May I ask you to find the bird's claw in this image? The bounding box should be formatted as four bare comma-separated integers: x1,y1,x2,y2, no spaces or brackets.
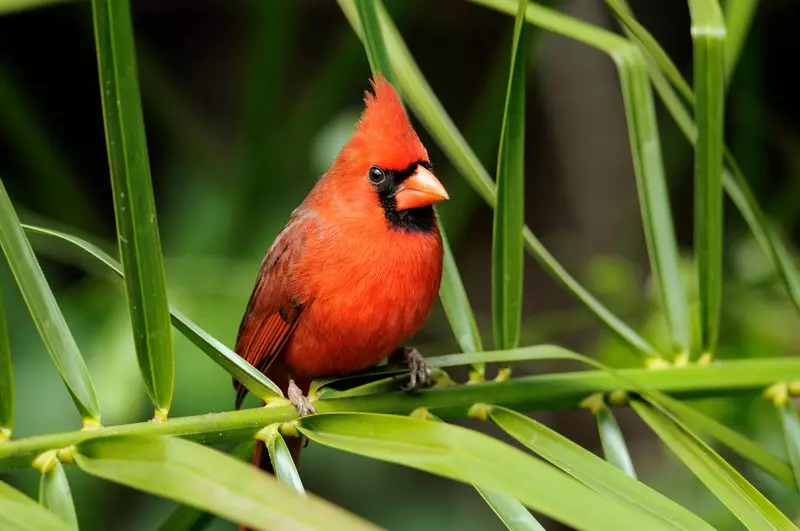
287,379,316,416
393,347,432,392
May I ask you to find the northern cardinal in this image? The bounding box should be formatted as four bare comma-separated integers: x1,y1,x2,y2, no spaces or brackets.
234,76,448,477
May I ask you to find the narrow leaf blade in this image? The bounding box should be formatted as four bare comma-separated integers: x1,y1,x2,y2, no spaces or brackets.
493,0,528,351
489,406,712,530
39,460,79,529
354,0,394,85
778,400,800,492
263,425,305,495
688,0,726,356
0,182,100,423
0,480,72,531
596,406,637,479
74,436,379,531
23,224,282,399
476,487,546,531
0,285,12,441
91,0,174,417
298,412,682,531
632,401,798,530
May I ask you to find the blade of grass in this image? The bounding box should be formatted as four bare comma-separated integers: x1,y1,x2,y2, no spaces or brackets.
298,412,678,530
606,0,800,315
337,0,661,361
688,0,726,358
75,436,379,531
350,0,486,375
778,400,800,492
487,406,711,530
0,480,72,531
91,0,174,419
0,0,73,15
0,286,12,442
594,401,637,479
493,0,528,353
723,0,758,80
38,460,78,529
477,488,546,531
257,424,305,495
22,224,282,399
632,401,798,530
158,440,255,531
0,182,100,424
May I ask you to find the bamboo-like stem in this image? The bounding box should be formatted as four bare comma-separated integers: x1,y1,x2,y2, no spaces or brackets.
1,358,798,471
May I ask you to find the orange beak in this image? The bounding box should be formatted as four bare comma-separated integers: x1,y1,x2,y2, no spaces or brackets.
394,166,449,211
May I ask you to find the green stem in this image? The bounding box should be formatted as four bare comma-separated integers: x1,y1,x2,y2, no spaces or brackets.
2,358,797,471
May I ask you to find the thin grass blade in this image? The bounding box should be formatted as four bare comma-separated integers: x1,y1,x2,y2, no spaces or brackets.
607,0,800,315
259,425,305,495
439,229,485,374
689,0,726,357
74,436,379,531
0,182,100,424
477,488,546,531
492,0,528,352
723,0,758,80
22,224,282,399
595,405,637,479
488,406,711,530
91,0,174,419
0,286,12,442
299,412,685,531
354,0,395,86
158,441,255,531
0,480,72,531
337,0,660,361
777,398,800,492
632,401,798,530
39,460,78,529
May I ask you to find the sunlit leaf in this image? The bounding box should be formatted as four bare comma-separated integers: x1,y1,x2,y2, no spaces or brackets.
74,436,379,531
0,480,72,531
260,425,305,495
477,488,546,531
596,406,637,479
0,183,100,424
39,460,78,529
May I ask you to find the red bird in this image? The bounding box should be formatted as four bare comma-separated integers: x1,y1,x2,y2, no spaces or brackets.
234,76,448,470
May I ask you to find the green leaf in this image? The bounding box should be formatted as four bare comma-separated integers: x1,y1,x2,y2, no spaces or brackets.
74,436,379,531
438,228,484,373
91,0,174,418
655,394,795,487
777,400,800,492
0,182,100,423
158,441,255,531
471,0,689,362
337,0,660,361
492,0,528,352
260,425,305,495
0,480,72,531
0,0,73,15
607,0,800,316
23,224,282,399
0,285,12,442
39,460,78,529
596,406,637,479
476,488,546,531
353,0,395,86
488,406,711,530
723,0,758,79
632,401,798,530
688,0,726,357
298,412,683,530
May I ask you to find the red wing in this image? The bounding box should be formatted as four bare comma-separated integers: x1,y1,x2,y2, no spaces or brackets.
234,213,312,408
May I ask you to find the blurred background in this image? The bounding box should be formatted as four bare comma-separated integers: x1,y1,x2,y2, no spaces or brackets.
2,0,800,529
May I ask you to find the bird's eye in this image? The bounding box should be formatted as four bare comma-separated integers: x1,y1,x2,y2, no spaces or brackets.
368,166,386,185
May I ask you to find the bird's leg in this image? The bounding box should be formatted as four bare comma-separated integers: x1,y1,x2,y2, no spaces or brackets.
287,378,316,416
390,346,432,392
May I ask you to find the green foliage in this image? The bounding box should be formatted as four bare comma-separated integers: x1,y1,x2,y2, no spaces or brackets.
0,0,798,529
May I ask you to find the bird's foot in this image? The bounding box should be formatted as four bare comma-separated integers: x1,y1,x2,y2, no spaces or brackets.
287,378,316,416
391,346,432,392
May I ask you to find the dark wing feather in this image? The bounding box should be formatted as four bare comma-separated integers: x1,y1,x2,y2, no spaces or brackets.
234,212,312,408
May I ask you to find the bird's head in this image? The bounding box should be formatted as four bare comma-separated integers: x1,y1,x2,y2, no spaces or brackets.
325,75,449,232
